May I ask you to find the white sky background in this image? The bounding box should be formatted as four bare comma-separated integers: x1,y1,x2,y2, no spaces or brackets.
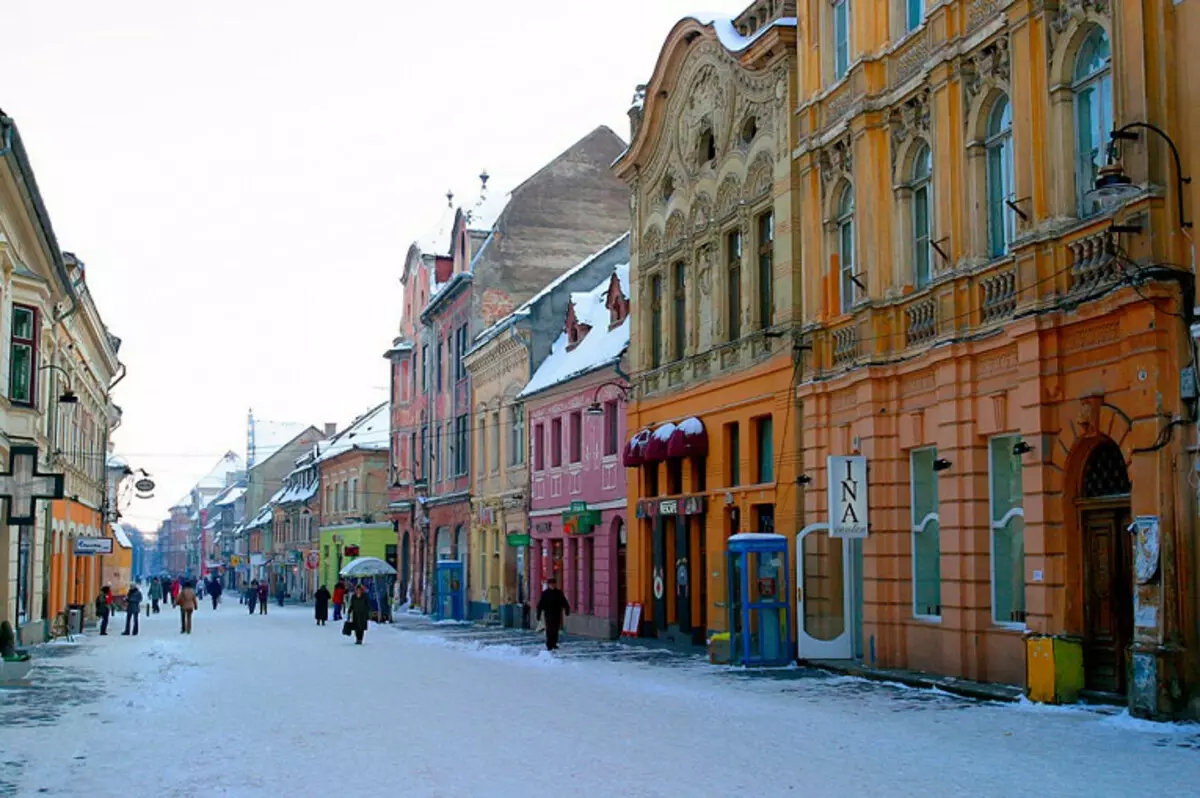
0,0,731,531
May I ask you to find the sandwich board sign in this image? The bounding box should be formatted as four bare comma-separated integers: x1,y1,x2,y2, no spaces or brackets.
828,455,868,538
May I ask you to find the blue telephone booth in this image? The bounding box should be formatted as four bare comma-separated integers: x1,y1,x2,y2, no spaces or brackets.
726,533,792,667
433,560,465,621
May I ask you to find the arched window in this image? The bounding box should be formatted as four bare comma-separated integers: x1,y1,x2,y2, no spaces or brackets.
1073,27,1113,217
837,184,857,312
986,95,1015,257
911,144,933,288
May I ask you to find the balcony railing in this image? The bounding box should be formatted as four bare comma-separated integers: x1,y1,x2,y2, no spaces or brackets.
1066,228,1121,294
979,267,1017,324
905,296,938,347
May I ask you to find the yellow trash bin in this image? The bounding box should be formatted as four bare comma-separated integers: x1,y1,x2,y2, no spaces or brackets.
1027,635,1084,704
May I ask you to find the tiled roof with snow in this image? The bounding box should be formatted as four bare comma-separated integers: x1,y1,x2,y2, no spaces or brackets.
213,485,245,507
416,204,456,256
197,452,244,491
316,402,391,464
251,421,313,467
465,191,510,232
690,14,798,53
519,264,630,398
279,480,318,505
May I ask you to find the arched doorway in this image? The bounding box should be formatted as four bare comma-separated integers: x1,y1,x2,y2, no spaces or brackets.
1077,439,1133,696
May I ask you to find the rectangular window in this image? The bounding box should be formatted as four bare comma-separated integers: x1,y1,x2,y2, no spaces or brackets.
435,425,442,480
728,422,741,487
644,464,659,497
457,325,469,380
420,425,428,479
989,436,1026,625
906,0,923,32
692,456,707,492
755,416,773,483
478,419,487,481
534,423,545,471
569,411,582,463
421,345,429,393
10,305,37,405
350,477,358,510
491,411,500,473
456,414,470,475
757,212,774,330
672,261,686,361
510,405,525,465
409,432,417,478
551,418,563,468
911,448,942,618
667,459,683,495
436,340,444,392
603,401,619,456
833,0,850,79
650,274,664,369
727,231,742,341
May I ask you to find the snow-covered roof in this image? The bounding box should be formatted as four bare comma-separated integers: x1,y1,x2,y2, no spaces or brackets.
727,532,787,542
251,421,313,467
106,454,129,470
316,402,391,465
416,204,456,256
213,485,245,507
279,480,318,505
112,524,133,549
468,233,631,356
465,190,510,233
246,489,284,529
197,452,243,491
519,263,630,399
690,14,798,54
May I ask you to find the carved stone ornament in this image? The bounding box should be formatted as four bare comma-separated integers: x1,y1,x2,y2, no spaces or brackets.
690,194,713,231
818,135,854,198
1048,0,1111,54
677,64,729,177
698,245,714,295
962,36,1011,111
889,89,931,180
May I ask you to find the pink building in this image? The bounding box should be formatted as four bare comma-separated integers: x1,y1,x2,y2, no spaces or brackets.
523,260,631,639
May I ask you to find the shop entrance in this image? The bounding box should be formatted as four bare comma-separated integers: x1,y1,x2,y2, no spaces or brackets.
1077,440,1133,696
795,522,854,660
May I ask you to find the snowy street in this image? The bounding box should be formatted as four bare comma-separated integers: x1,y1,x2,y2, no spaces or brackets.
2,606,1199,798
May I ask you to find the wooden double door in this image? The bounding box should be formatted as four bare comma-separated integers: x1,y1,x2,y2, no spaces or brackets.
1081,505,1133,696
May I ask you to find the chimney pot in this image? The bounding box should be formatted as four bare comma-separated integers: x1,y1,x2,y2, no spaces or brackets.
324,422,337,437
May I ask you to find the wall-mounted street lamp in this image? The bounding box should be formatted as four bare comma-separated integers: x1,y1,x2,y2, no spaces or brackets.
585,381,632,416
1013,440,1034,457
932,458,953,472
1089,121,1192,229
38,363,78,416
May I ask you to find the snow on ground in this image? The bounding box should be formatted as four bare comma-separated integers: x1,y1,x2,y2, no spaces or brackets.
2,605,1198,797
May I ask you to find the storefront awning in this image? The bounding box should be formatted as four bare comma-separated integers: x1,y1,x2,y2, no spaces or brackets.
644,422,676,462
623,428,651,467
666,417,708,458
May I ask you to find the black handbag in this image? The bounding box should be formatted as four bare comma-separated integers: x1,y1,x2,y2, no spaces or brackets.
342,620,353,636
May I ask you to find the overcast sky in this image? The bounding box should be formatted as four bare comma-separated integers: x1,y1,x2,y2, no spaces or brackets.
1,0,728,530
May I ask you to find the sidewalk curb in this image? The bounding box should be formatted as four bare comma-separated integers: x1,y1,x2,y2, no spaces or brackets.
807,659,1024,703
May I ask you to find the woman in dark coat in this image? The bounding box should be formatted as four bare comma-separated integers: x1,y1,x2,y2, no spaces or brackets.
314,585,331,626
348,584,371,645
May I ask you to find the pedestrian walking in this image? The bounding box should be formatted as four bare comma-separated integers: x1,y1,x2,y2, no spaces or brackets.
177,580,198,634
332,581,346,622
149,578,161,613
170,578,181,607
257,581,269,615
314,585,331,626
196,580,205,600
275,580,286,608
536,577,571,652
347,584,370,645
209,577,223,610
247,580,259,615
95,586,113,635
122,584,143,636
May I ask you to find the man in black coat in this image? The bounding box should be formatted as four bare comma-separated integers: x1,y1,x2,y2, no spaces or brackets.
208,577,223,610
536,577,570,651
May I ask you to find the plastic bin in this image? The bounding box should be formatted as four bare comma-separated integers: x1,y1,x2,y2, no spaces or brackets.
67,605,84,635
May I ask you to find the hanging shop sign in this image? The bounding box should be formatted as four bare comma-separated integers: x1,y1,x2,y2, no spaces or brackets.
305,550,320,570
506,533,531,547
0,445,65,526
562,502,601,536
75,537,114,555
343,545,360,557
134,477,156,495
827,455,869,538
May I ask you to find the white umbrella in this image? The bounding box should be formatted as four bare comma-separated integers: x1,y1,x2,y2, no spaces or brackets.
339,556,396,577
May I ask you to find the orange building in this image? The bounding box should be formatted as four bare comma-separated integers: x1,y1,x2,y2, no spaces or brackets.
614,7,801,645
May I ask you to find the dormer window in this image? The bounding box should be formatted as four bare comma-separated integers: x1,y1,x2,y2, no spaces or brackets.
568,325,580,346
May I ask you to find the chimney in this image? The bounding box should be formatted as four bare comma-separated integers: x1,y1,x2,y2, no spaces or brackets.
324,422,337,437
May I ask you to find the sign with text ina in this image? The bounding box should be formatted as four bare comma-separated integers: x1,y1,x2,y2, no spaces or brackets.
828,455,868,538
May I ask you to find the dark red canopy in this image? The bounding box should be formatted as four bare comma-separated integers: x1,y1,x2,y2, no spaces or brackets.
666,417,708,458
643,423,676,462
623,428,651,467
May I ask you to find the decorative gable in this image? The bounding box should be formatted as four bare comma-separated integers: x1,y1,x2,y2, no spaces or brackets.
565,302,592,352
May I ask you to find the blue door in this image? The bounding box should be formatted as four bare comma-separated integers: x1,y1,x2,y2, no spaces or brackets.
434,560,465,621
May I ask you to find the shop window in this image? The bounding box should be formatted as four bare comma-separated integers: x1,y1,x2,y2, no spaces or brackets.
989,436,1026,625
583,537,595,614
753,504,775,535
1073,27,1113,217
551,418,563,468
569,411,582,463
757,212,774,330
603,401,619,456
755,416,773,484
910,448,941,618
727,422,741,487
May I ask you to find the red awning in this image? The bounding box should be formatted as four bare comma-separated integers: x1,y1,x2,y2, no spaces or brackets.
644,423,677,462
666,417,708,458
623,428,651,467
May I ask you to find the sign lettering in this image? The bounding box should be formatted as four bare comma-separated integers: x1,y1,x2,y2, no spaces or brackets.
828,455,869,538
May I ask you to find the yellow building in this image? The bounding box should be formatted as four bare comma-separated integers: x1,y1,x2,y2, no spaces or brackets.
784,0,1197,717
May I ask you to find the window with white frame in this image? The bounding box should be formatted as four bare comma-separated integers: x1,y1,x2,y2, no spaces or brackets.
905,0,923,32
509,405,525,466
1073,27,1113,217
490,410,500,473
910,448,941,618
9,305,37,406
911,143,933,288
989,435,1026,625
837,184,857,313
986,95,1015,257
833,0,851,79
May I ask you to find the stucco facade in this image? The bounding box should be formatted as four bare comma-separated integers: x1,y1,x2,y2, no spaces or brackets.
614,8,801,646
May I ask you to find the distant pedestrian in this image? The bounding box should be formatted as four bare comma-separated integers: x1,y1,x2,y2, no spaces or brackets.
95,586,113,636
536,577,570,652
275,580,286,608
209,577,223,610
148,578,163,614
170,578,181,607
348,584,370,645
257,581,269,615
332,581,346,622
196,580,205,600
177,580,198,634
314,585,331,626
123,584,143,636
247,580,259,615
